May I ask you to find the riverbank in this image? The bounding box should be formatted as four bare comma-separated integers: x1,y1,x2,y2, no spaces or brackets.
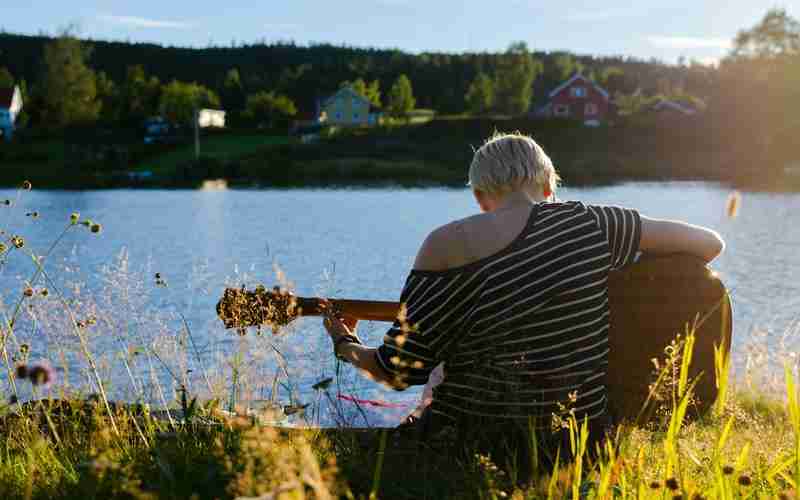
2,118,797,191
0,384,796,499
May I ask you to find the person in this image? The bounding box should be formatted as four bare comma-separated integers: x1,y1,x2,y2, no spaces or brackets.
322,131,724,469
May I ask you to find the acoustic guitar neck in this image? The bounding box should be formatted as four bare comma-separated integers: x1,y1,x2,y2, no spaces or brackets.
294,297,401,323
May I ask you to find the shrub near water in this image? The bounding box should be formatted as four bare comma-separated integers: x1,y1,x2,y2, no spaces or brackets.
2,181,800,498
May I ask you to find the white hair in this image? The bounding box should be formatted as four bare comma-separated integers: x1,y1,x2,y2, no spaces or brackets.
468,132,560,196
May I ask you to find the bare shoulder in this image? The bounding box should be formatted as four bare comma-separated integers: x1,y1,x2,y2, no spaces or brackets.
413,216,481,271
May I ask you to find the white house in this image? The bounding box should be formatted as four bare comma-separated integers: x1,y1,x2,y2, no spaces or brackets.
0,86,23,141
197,108,226,128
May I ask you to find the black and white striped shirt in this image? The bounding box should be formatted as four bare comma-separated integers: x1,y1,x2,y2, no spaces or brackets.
376,201,641,427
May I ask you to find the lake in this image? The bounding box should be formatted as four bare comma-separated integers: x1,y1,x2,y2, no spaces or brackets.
1,182,798,426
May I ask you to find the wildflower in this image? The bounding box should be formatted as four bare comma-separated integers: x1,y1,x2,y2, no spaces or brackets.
672,496,683,500
23,287,34,298
20,344,28,354
737,475,752,486
27,364,54,386
691,494,706,500
722,465,734,475
25,211,39,219
40,288,48,297
726,191,741,218
0,243,6,254
665,477,679,491
70,212,80,224
90,223,102,234
649,481,662,490
21,180,32,191
11,236,24,249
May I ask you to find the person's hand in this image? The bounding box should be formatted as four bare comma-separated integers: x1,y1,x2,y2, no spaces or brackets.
321,300,361,358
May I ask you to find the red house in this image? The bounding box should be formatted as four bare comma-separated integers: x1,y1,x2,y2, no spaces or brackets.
541,73,610,126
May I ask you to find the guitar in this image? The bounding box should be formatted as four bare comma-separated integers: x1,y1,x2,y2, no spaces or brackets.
216,255,732,420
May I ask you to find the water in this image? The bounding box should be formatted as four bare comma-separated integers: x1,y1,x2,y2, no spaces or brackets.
1,182,799,425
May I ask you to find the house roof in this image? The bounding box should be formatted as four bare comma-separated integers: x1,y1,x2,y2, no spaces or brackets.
548,73,609,100
0,87,16,109
652,99,697,115
322,86,371,107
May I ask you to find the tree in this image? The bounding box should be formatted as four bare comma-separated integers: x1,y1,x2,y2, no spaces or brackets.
222,68,246,112
242,91,297,128
95,71,119,122
388,74,415,118
38,35,101,126
340,78,382,107
0,67,13,87
121,65,162,124
732,8,800,58
598,66,625,95
494,42,542,115
465,72,494,114
159,80,220,125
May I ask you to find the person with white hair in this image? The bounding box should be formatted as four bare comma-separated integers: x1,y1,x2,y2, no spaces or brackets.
323,131,724,468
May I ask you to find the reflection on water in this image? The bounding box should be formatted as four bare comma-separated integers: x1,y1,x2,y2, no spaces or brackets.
1,182,798,424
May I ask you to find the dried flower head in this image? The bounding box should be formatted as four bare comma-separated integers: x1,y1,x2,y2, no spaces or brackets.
25,212,39,219
2,199,10,206
90,223,102,234
722,465,734,475
737,475,752,486
21,180,32,191
28,364,54,386
40,288,48,297
20,344,29,354
70,212,80,224
11,236,24,249
649,481,662,490
23,287,34,298
16,365,28,379
665,477,679,491
0,243,6,254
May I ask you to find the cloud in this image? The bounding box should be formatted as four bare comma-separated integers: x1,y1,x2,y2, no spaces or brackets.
97,14,192,30
646,35,732,50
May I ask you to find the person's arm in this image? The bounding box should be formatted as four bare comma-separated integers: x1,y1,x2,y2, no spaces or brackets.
639,215,725,263
323,314,398,387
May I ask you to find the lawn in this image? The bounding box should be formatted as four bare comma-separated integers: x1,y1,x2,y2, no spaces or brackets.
133,134,293,175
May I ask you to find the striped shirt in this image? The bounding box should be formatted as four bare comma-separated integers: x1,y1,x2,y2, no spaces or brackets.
376,201,641,427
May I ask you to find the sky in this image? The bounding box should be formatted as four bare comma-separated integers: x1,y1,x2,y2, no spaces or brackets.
0,1,794,64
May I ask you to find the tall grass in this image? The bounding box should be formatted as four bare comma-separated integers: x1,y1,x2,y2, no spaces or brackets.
2,181,800,498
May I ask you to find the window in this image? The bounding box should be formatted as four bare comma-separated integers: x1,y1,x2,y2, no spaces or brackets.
554,104,569,117
585,103,598,116
570,86,587,98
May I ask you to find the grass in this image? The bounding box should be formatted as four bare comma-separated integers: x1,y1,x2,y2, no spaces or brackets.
133,134,292,176
2,180,800,498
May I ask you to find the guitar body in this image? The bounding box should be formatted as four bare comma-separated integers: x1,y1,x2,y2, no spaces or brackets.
607,255,731,420
218,254,732,423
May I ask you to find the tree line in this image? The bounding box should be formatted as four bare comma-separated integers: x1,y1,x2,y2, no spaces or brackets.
0,7,796,158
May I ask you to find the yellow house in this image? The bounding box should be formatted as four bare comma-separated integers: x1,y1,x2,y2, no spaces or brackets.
321,87,381,126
